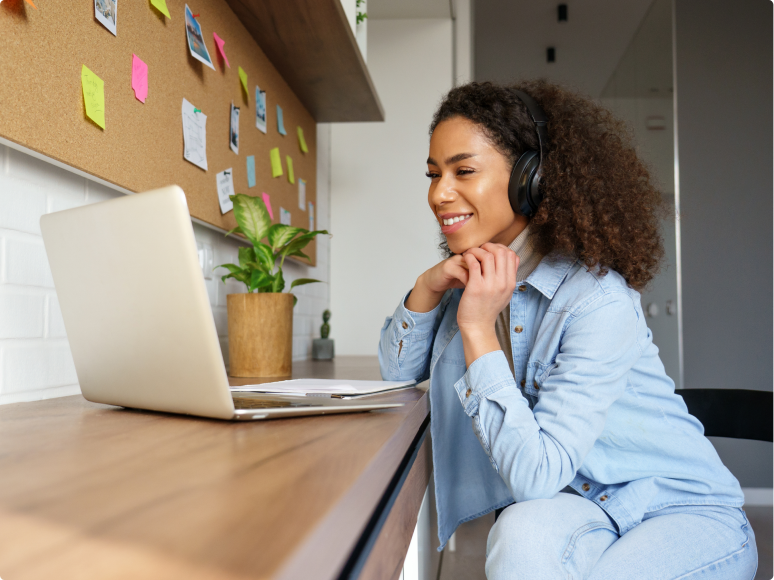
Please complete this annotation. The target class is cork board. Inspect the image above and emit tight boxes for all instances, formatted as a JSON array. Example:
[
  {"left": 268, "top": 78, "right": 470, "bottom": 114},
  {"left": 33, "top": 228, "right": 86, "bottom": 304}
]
[{"left": 0, "top": 0, "right": 318, "bottom": 264}]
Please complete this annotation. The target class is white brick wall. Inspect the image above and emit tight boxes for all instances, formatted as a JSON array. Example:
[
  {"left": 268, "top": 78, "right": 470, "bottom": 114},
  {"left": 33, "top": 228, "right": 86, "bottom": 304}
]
[{"left": 0, "top": 129, "right": 331, "bottom": 405}]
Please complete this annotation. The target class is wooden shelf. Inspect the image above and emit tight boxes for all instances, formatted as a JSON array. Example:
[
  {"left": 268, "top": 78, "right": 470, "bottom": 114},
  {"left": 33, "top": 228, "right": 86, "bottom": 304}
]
[{"left": 225, "top": 0, "right": 385, "bottom": 123}]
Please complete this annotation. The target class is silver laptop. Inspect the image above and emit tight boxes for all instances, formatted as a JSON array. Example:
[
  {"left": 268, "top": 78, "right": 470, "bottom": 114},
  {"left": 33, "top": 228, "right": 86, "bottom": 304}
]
[{"left": 40, "top": 186, "right": 401, "bottom": 420}]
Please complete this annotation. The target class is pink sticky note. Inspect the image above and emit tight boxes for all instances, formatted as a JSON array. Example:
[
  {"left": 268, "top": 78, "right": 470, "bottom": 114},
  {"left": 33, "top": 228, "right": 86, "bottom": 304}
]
[
  {"left": 213, "top": 32, "right": 231, "bottom": 68},
  {"left": 131, "top": 54, "right": 148, "bottom": 103},
  {"left": 262, "top": 192, "right": 274, "bottom": 220}
]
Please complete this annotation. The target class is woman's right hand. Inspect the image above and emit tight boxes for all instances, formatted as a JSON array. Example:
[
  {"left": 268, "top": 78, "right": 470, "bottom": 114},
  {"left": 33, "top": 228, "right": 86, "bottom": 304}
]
[{"left": 404, "top": 255, "right": 469, "bottom": 313}]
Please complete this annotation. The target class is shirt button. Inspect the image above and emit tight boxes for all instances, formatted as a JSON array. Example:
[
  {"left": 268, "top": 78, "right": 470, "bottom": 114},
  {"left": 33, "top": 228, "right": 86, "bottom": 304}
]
[
  {"left": 520, "top": 379, "right": 526, "bottom": 387},
  {"left": 600, "top": 495, "right": 608, "bottom": 501},
  {"left": 582, "top": 483, "right": 590, "bottom": 492},
  {"left": 533, "top": 380, "right": 539, "bottom": 390},
  {"left": 402, "top": 321, "right": 408, "bottom": 329},
  {"left": 518, "top": 285, "right": 527, "bottom": 292},
  {"left": 465, "top": 388, "right": 472, "bottom": 398},
  {"left": 514, "top": 325, "right": 523, "bottom": 333}
]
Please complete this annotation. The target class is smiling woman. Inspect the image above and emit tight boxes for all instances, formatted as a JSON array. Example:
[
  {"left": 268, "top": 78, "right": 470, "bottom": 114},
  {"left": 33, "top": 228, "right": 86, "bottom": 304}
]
[{"left": 377, "top": 80, "right": 758, "bottom": 580}]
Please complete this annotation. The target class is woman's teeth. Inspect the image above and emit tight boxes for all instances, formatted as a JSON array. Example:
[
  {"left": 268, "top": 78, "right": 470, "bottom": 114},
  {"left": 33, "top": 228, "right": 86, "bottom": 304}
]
[{"left": 442, "top": 214, "right": 472, "bottom": 226}]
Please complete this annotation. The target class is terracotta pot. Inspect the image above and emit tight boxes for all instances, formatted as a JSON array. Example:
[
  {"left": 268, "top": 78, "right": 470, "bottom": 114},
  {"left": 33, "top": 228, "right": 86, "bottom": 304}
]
[{"left": 227, "top": 293, "right": 293, "bottom": 377}]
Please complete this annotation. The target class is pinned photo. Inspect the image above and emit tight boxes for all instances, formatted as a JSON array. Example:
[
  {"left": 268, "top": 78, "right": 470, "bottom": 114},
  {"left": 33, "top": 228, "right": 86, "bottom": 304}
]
[
  {"left": 230, "top": 102, "right": 240, "bottom": 155},
  {"left": 185, "top": 5, "right": 215, "bottom": 70},
  {"left": 95, "top": 0, "right": 117, "bottom": 36},
  {"left": 255, "top": 85, "right": 267, "bottom": 134}
]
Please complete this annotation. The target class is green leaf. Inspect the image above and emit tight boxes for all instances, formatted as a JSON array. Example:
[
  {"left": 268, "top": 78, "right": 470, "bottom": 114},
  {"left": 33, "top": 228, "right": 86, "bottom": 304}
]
[
  {"left": 231, "top": 194, "right": 272, "bottom": 246},
  {"left": 292, "top": 295, "right": 298, "bottom": 307},
  {"left": 253, "top": 242, "right": 275, "bottom": 272},
  {"left": 238, "top": 247, "right": 256, "bottom": 268},
  {"left": 215, "top": 263, "right": 242, "bottom": 275},
  {"left": 267, "top": 224, "right": 304, "bottom": 252},
  {"left": 289, "top": 278, "right": 322, "bottom": 291},
  {"left": 224, "top": 226, "right": 241, "bottom": 237},
  {"left": 272, "top": 269, "right": 285, "bottom": 293},
  {"left": 249, "top": 269, "right": 273, "bottom": 293},
  {"left": 287, "top": 249, "right": 311, "bottom": 262}
]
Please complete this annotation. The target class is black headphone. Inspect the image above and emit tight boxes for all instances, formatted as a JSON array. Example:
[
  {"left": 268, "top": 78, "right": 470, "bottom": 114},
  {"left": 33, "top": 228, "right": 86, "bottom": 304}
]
[{"left": 508, "top": 90, "right": 549, "bottom": 217}]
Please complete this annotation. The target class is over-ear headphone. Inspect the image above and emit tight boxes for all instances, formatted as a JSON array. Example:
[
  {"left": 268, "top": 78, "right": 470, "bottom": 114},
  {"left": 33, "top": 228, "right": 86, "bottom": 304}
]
[{"left": 508, "top": 90, "right": 549, "bottom": 217}]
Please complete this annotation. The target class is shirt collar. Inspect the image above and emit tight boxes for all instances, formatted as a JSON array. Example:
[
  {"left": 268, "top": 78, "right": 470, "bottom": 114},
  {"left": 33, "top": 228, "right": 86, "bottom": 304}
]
[{"left": 524, "top": 252, "right": 578, "bottom": 299}]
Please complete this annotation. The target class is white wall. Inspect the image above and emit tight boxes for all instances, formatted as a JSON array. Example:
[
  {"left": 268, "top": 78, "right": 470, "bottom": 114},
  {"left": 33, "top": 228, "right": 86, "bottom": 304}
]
[
  {"left": 0, "top": 137, "right": 330, "bottom": 405},
  {"left": 329, "top": 19, "right": 454, "bottom": 355}
]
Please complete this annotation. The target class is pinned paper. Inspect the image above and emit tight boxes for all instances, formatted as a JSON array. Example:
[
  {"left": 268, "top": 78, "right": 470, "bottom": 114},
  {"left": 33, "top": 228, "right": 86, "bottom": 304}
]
[
  {"left": 246, "top": 155, "right": 256, "bottom": 188},
  {"left": 185, "top": 5, "right": 214, "bottom": 69},
  {"left": 131, "top": 54, "right": 148, "bottom": 103},
  {"left": 276, "top": 105, "right": 286, "bottom": 135},
  {"left": 255, "top": 86, "right": 267, "bottom": 134},
  {"left": 286, "top": 155, "right": 295, "bottom": 184},
  {"left": 280, "top": 207, "right": 291, "bottom": 226},
  {"left": 216, "top": 169, "right": 235, "bottom": 214},
  {"left": 297, "top": 126, "right": 308, "bottom": 153},
  {"left": 151, "top": 0, "right": 170, "bottom": 18},
  {"left": 308, "top": 201, "right": 314, "bottom": 231},
  {"left": 238, "top": 66, "right": 248, "bottom": 95},
  {"left": 81, "top": 65, "right": 105, "bottom": 129},
  {"left": 182, "top": 98, "right": 208, "bottom": 171},
  {"left": 229, "top": 102, "right": 240, "bottom": 154},
  {"left": 95, "top": 0, "right": 118, "bottom": 35},
  {"left": 269, "top": 147, "right": 282, "bottom": 177},
  {"left": 262, "top": 192, "right": 274, "bottom": 220},
  {"left": 298, "top": 178, "right": 306, "bottom": 210},
  {"left": 213, "top": 32, "right": 230, "bottom": 68}
]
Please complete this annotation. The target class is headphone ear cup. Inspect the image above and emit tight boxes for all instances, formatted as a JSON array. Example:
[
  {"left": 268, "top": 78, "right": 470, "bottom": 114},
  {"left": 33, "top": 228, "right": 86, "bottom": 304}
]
[{"left": 508, "top": 150, "right": 540, "bottom": 217}]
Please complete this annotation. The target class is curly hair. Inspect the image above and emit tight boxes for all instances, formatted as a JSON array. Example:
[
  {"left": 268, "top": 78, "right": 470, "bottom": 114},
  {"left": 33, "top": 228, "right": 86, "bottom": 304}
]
[{"left": 430, "top": 79, "right": 666, "bottom": 291}]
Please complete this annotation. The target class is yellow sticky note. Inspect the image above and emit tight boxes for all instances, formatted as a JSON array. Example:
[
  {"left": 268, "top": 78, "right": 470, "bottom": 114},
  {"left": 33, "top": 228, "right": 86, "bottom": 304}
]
[
  {"left": 270, "top": 147, "right": 283, "bottom": 178},
  {"left": 286, "top": 155, "right": 295, "bottom": 184},
  {"left": 297, "top": 126, "right": 308, "bottom": 153},
  {"left": 150, "top": 0, "right": 171, "bottom": 18},
  {"left": 81, "top": 65, "right": 105, "bottom": 129},
  {"left": 238, "top": 66, "right": 248, "bottom": 95}
]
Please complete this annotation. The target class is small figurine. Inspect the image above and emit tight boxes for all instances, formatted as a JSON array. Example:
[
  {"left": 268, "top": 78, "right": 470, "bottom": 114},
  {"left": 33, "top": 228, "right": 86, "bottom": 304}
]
[{"left": 313, "top": 309, "right": 334, "bottom": 360}]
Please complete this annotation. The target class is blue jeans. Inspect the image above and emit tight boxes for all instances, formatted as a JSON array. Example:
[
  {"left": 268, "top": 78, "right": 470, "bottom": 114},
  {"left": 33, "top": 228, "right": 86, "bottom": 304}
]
[{"left": 486, "top": 492, "right": 758, "bottom": 580}]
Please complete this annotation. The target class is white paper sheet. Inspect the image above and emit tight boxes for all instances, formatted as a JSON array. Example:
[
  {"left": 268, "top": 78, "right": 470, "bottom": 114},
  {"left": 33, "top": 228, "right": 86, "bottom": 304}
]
[
  {"left": 230, "top": 378, "right": 416, "bottom": 396},
  {"left": 182, "top": 98, "right": 208, "bottom": 171},
  {"left": 216, "top": 168, "right": 234, "bottom": 214}
]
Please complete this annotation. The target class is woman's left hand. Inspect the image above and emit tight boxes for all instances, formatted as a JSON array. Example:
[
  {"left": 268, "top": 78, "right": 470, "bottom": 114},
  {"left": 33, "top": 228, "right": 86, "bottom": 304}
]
[{"left": 457, "top": 243, "right": 519, "bottom": 365}]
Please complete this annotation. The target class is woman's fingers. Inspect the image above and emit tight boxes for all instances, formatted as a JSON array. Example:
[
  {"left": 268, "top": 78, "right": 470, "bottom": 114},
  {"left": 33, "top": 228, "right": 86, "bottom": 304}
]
[{"left": 463, "top": 252, "right": 482, "bottom": 284}]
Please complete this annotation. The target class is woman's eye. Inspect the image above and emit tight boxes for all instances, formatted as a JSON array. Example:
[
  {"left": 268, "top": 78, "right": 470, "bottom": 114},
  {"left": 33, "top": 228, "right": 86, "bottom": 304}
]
[
  {"left": 457, "top": 168, "right": 474, "bottom": 176},
  {"left": 425, "top": 171, "right": 440, "bottom": 179}
]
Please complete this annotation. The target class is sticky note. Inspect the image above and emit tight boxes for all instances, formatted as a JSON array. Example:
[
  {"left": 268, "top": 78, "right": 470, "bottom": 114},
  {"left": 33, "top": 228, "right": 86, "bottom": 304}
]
[
  {"left": 213, "top": 33, "right": 230, "bottom": 68},
  {"left": 276, "top": 105, "right": 287, "bottom": 135},
  {"left": 216, "top": 169, "right": 235, "bottom": 214},
  {"left": 297, "top": 127, "right": 308, "bottom": 153},
  {"left": 262, "top": 192, "right": 274, "bottom": 220},
  {"left": 308, "top": 201, "right": 314, "bottom": 231},
  {"left": 238, "top": 66, "right": 248, "bottom": 95},
  {"left": 298, "top": 178, "right": 306, "bottom": 210},
  {"left": 286, "top": 155, "right": 295, "bottom": 184},
  {"left": 131, "top": 54, "right": 148, "bottom": 103},
  {"left": 247, "top": 155, "right": 256, "bottom": 188},
  {"left": 150, "top": 0, "right": 170, "bottom": 18},
  {"left": 81, "top": 65, "right": 105, "bottom": 129},
  {"left": 280, "top": 207, "right": 291, "bottom": 226},
  {"left": 270, "top": 147, "right": 283, "bottom": 177}
]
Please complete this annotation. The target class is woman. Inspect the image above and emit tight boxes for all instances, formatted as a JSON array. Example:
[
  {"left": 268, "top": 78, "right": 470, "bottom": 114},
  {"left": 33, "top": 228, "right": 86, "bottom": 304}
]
[{"left": 378, "top": 80, "right": 757, "bottom": 579}]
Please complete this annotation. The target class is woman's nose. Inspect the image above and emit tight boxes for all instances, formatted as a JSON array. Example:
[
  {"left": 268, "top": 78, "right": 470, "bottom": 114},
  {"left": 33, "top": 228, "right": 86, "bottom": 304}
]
[{"left": 430, "top": 173, "right": 456, "bottom": 205}]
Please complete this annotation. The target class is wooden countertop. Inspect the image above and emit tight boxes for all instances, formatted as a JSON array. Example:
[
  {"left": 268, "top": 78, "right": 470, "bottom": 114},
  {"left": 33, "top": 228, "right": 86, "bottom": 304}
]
[{"left": 0, "top": 356, "right": 429, "bottom": 580}]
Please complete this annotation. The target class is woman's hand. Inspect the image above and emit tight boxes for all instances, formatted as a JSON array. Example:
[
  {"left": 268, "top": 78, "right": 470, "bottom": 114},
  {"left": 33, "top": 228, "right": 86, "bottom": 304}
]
[
  {"left": 457, "top": 243, "right": 519, "bottom": 366},
  {"left": 405, "top": 255, "right": 470, "bottom": 313}
]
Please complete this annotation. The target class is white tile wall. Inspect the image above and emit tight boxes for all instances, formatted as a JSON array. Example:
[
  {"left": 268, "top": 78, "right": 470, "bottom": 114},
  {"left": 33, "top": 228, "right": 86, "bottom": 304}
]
[{"left": 0, "top": 132, "right": 331, "bottom": 405}]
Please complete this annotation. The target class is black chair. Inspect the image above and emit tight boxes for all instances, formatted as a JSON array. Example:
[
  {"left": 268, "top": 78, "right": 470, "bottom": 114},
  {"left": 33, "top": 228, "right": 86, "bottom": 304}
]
[{"left": 494, "top": 388, "right": 773, "bottom": 521}]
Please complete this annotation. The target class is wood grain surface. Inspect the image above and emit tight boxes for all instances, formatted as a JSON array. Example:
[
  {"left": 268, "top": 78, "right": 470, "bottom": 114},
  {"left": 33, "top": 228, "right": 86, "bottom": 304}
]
[
  {"left": 0, "top": 0, "right": 317, "bottom": 263},
  {"left": 0, "top": 357, "right": 429, "bottom": 580}
]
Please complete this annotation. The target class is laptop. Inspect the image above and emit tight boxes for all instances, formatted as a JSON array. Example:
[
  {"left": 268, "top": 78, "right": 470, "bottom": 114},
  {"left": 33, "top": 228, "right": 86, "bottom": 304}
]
[{"left": 40, "top": 185, "right": 402, "bottom": 420}]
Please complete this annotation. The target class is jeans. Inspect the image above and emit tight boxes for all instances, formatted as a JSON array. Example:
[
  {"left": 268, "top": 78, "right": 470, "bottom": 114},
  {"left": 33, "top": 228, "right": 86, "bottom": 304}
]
[{"left": 486, "top": 492, "right": 758, "bottom": 580}]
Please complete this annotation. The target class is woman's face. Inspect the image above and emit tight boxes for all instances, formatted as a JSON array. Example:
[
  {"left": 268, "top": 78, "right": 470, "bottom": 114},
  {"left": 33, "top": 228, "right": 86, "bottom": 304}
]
[{"left": 427, "top": 116, "right": 527, "bottom": 255}]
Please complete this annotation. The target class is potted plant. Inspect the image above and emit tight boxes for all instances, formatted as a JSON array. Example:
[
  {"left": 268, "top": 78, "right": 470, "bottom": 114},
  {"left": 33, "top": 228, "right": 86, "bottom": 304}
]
[{"left": 216, "top": 193, "right": 328, "bottom": 377}]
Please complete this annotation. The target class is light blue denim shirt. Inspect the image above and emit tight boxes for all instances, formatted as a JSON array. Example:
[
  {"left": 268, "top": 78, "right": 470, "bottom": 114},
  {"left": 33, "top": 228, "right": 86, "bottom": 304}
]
[{"left": 378, "top": 253, "right": 744, "bottom": 550}]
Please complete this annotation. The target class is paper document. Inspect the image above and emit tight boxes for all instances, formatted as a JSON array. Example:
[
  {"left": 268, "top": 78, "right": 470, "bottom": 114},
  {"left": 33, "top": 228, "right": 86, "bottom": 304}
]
[{"left": 230, "top": 379, "right": 417, "bottom": 397}]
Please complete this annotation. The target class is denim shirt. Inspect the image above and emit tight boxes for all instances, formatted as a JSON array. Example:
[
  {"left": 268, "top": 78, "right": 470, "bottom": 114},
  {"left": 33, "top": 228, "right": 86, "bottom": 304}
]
[{"left": 378, "top": 253, "right": 744, "bottom": 550}]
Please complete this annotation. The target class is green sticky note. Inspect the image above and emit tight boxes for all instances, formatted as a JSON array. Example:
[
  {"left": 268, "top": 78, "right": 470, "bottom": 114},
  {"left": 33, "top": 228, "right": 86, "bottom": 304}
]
[
  {"left": 297, "top": 126, "right": 308, "bottom": 153},
  {"left": 81, "top": 65, "right": 105, "bottom": 129},
  {"left": 286, "top": 155, "right": 295, "bottom": 184},
  {"left": 238, "top": 66, "right": 248, "bottom": 95},
  {"left": 270, "top": 147, "right": 283, "bottom": 178},
  {"left": 150, "top": 0, "right": 171, "bottom": 18}
]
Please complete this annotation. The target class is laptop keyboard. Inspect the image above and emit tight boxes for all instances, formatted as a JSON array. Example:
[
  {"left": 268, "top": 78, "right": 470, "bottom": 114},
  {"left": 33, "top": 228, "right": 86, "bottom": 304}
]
[{"left": 232, "top": 397, "right": 319, "bottom": 410}]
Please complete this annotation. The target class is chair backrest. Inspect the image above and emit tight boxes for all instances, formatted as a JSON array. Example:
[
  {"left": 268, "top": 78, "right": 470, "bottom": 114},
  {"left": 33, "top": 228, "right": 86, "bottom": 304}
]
[{"left": 678, "top": 388, "right": 772, "bottom": 442}]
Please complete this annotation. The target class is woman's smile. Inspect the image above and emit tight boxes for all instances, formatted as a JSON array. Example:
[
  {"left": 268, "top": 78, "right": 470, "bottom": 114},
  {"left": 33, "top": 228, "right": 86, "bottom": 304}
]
[{"left": 439, "top": 212, "right": 474, "bottom": 233}]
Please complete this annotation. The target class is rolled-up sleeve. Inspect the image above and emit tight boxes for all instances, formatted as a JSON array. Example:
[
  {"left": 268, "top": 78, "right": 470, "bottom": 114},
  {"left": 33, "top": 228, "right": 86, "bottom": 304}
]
[
  {"left": 379, "top": 291, "right": 444, "bottom": 382},
  {"left": 453, "top": 291, "right": 642, "bottom": 501}
]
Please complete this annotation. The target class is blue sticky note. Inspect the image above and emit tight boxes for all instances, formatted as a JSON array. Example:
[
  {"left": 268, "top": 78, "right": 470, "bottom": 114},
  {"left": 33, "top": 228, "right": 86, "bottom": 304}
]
[
  {"left": 277, "top": 104, "right": 287, "bottom": 135},
  {"left": 246, "top": 155, "right": 256, "bottom": 188}
]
